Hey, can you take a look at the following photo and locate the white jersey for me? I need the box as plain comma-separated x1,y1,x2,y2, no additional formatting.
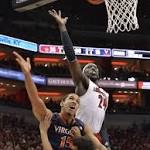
76,80,109,133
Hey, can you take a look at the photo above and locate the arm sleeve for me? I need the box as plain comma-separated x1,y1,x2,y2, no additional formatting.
60,31,76,61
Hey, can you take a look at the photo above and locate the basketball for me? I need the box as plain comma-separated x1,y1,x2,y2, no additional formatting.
86,0,105,5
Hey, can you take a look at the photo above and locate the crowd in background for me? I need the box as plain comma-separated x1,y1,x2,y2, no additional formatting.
109,124,150,150
0,113,41,150
0,112,150,150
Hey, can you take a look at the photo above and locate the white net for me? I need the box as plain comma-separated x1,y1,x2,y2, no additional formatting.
104,0,139,33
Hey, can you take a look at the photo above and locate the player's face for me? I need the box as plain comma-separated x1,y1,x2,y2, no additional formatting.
62,93,80,116
83,63,99,81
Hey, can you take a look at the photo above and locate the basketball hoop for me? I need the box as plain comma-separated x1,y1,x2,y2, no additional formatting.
104,0,139,33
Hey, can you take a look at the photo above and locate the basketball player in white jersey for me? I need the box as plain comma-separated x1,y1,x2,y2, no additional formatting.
49,9,109,139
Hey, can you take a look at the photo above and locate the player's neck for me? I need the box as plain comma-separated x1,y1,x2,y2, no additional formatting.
60,112,74,125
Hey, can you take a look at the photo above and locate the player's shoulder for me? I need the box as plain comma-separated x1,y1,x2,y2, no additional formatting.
74,118,85,126
89,80,109,97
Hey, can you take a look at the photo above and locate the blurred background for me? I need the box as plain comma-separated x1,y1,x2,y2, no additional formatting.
0,0,150,149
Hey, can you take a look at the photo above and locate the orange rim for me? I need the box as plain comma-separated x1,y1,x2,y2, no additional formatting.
86,0,105,5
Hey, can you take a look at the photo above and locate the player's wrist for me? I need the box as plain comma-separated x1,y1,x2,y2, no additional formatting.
59,24,67,31
40,128,47,134
23,70,31,76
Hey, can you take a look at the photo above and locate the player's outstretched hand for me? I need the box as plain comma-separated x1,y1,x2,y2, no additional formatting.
13,51,31,74
48,9,68,26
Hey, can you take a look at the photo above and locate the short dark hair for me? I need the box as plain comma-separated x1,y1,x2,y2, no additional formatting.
72,136,96,150
61,94,69,102
61,93,75,102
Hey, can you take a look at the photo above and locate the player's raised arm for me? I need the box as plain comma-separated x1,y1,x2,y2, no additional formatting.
48,9,88,88
39,114,53,150
13,51,52,121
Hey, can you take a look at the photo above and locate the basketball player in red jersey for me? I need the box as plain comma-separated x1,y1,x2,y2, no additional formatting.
49,9,109,139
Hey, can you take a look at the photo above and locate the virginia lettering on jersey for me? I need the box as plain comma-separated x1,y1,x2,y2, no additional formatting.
54,125,71,135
